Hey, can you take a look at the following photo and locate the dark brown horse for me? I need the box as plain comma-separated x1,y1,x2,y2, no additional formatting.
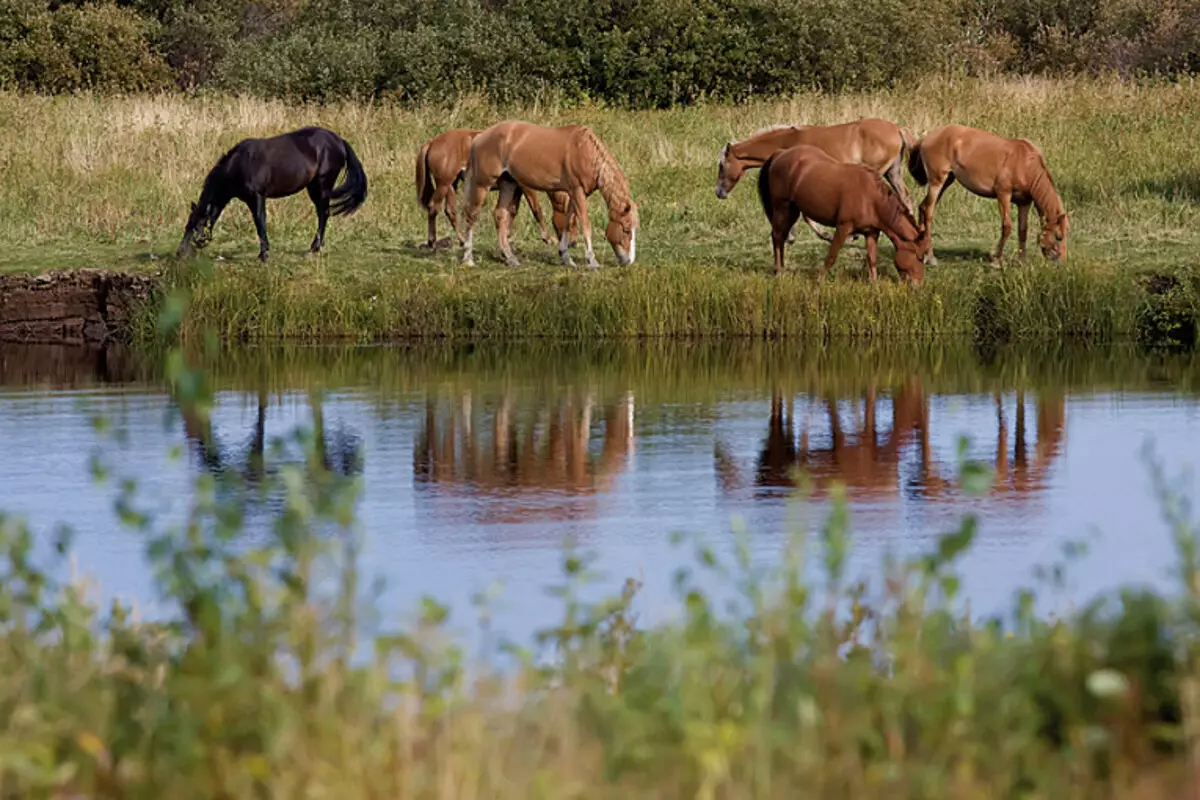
177,126,367,262
757,144,928,282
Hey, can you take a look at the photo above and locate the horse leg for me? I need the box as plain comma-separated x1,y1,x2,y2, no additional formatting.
865,230,879,282
918,175,951,266
495,179,522,267
523,190,555,245
306,181,331,255
802,215,834,242
460,177,490,267
247,194,269,262
550,192,576,247
992,191,1013,267
443,187,462,248
570,189,599,269
424,184,446,248
1017,202,1030,260
771,204,799,274
819,223,854,279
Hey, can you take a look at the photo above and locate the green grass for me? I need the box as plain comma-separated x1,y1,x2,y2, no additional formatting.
5,77,1200,342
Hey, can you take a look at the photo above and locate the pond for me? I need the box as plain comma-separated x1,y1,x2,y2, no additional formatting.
1,340,1199,642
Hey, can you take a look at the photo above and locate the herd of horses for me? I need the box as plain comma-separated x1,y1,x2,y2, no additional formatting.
176,116,1072,285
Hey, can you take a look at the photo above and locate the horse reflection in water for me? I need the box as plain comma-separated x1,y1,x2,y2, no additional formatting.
413,387,635,525
715,381,1065,506
177,388,364,488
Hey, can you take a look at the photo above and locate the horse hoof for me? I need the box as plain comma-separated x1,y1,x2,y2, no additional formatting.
505,257,522,268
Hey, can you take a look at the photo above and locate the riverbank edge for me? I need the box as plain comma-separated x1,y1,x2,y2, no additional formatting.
1,264,1196,347
0,269,157,345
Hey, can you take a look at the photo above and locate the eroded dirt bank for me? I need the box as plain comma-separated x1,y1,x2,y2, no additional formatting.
0,270,156,344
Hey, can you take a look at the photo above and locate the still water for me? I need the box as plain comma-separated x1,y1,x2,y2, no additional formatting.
1,341,1199,641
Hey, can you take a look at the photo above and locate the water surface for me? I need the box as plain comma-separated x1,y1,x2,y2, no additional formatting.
1,341,1198,641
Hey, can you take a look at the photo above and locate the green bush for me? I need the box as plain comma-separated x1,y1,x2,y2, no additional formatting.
0,0,169,91
4,0,1200,104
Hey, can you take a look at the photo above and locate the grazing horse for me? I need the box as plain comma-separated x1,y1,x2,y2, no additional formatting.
908,124,1070,266
460,121,639,269
757,145,928,283
716,118,918,241
416,128,577,249
177,126,367,262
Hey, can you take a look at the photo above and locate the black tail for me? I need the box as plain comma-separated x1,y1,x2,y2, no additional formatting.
757,154,776,222
907,139,928,186
331,139,368,216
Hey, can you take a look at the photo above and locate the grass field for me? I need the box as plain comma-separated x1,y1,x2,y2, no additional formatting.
4,78,1200,341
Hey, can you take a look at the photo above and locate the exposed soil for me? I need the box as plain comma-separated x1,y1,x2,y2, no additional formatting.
0,270,157,344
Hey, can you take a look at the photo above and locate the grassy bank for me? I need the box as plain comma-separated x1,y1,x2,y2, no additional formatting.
5,78,1200,342
4,319,1200,796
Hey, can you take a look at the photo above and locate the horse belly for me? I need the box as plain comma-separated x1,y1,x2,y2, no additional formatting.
951,162,997,199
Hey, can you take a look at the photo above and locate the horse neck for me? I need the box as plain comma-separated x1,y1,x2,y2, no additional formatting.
588,134,633,215
1029,162,1064,222
731,128,798,165
877,190,919,243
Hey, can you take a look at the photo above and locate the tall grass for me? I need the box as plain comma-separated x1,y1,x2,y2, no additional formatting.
4,78,1200,341
3,292,1200,796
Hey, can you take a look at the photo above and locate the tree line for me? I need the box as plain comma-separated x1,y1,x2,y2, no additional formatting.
1,0,1198,106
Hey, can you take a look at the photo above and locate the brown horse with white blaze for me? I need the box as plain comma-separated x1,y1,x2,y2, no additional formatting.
415,128,575,249
460,121,639,269
757,145,928,283
908,124,1070,266
716,118,918,241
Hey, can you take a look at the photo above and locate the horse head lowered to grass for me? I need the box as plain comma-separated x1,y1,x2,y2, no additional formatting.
907,124,1069,267
177,126,367,263
757,144,929,284
457,121,639,269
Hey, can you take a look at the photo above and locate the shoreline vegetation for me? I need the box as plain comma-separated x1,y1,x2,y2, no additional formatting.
2,292,1200,796
3,79,1200,345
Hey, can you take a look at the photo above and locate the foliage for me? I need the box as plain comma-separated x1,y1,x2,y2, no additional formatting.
5,0,1200,103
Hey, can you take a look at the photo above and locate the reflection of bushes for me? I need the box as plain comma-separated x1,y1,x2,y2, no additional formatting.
6,0,1200,104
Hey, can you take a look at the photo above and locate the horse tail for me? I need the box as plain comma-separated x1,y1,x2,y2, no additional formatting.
415,141,434,209
757,153,776,222
330,138,368,216
906,136,928,187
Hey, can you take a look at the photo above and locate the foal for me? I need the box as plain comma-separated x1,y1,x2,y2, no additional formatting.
757,145,928,283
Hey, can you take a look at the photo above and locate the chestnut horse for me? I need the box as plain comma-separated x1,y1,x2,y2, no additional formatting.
460,121,639,269
908,124,1070,266
716,118,917,241
757,144,928,283
415,128,575,249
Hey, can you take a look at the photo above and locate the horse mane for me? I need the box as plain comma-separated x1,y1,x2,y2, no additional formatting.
198,144,241,204
874,172,920,239
1026,150,1065,222
580,127,635,218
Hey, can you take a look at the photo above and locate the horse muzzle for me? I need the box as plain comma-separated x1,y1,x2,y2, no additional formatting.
715,184,728,200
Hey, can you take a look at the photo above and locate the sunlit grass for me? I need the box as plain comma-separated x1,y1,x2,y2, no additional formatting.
4,77,1200,340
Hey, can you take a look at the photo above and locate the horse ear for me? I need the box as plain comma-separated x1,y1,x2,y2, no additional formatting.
190,202,197,212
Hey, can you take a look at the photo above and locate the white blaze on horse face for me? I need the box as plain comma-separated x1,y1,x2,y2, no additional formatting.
629,228,636,263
